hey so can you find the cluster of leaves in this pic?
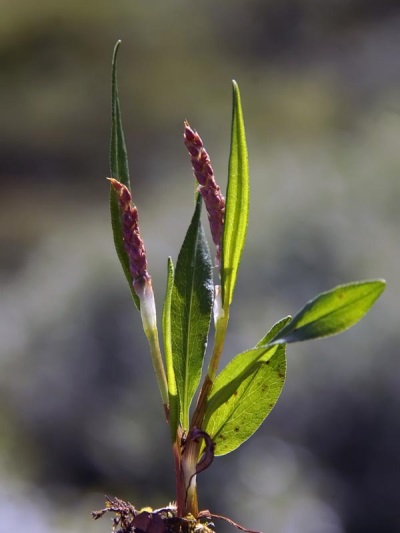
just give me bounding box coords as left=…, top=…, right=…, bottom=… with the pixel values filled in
left=108, top=41, right=385, bottom=461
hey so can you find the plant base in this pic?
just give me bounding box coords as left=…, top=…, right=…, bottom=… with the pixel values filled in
left=92, top=497, right=262, bottom=533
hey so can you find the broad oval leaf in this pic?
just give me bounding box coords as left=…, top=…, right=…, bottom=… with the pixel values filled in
left=201, top=316, right=291, bottom=453
left=162, top=257, right=179, bottom=440
left=109, top=41, right=139, bottom=309
left=270, top=279, right=386, bottom=344
left=171, top=194, right=213, bottom=429
left=221, top=80, right=249, bottom=309
left=204, top=344, right=286, bottom=456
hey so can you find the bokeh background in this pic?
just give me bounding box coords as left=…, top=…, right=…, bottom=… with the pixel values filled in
left=1, top=2, right=400, bottom=532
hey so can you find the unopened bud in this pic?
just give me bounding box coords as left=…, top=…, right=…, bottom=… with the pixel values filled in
left=184, top=121, right=225, bottom=267
left=108, top=178, right=150, bottom=285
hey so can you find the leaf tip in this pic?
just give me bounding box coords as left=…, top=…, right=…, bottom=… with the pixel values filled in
left=364, top=278, right=386, bottom=298
left=232, top=79, right=240, bottom=96
left=112, top=40, right=122, bottom=61
left=268, top=338, right=286, bottom=347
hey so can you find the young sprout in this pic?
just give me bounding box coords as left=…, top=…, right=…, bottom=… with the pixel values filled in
left=96, top=41, right=386, bottom=533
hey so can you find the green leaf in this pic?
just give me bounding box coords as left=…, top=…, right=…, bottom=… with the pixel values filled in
left=221, top=80, right=249, bottom=309
left=270, top=279, right=386, bottom=344
left=204, top=344, right=286, bottom=456
left=171, top=194, right=213, bottom=429
left=110, top=41, right=130, bottom=189
left=162, top=257, right=179, bottom=440
left=109, top=40, right=139, bottom=309
left=256, top=315, right=292, bottom=347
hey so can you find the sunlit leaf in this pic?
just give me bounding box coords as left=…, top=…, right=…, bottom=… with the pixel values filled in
left=221, top=80, right=249, bottom=309
left=256, top=315, right=292, bottom=347
left=171, top=194, right=213, bottom=429
left=162, top=257, right=179, bottom=440
left=109, top=40, right=139, bottom=309
left=204, top=344, right=286, bottom=456
left=270, top=279, right=386, bottom=344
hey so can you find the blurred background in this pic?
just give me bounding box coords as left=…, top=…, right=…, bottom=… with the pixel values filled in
left=1, top=1, right=399, bottom=532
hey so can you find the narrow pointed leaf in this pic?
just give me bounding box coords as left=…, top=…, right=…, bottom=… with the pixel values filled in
left=271, top=279, right=386, bottom=344
left=171, top=194, right=213, bottom=429
left=256, top=315, right=292, bottom=347
left=221, top=81, right=249, bottom=308
left=110, top=41, right=130, bottom=189
left=204, top=344, right=286, bottom=456
left=162, top=257, right=179, bottom=440
left=109, top=40, right=139, bottom=309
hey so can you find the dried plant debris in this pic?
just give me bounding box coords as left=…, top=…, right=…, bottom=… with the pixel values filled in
left=92, top=497, right=261, bottom=533
left=92, top=497, right=213, bottom=533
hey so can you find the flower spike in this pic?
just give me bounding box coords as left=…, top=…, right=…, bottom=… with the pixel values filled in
left=184, top=121, right=225, bottom=267
left=108, top=177, right=169, bottom=411
left=108, top=177, right=150, bottom=285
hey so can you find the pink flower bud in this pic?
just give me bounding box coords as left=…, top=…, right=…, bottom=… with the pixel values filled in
left=183, top=121, right=225, bottom=266
left=108, top=178, right=150, bottom=284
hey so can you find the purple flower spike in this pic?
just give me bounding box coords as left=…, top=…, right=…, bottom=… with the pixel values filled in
left=184, top=121, right=225, bottom=267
